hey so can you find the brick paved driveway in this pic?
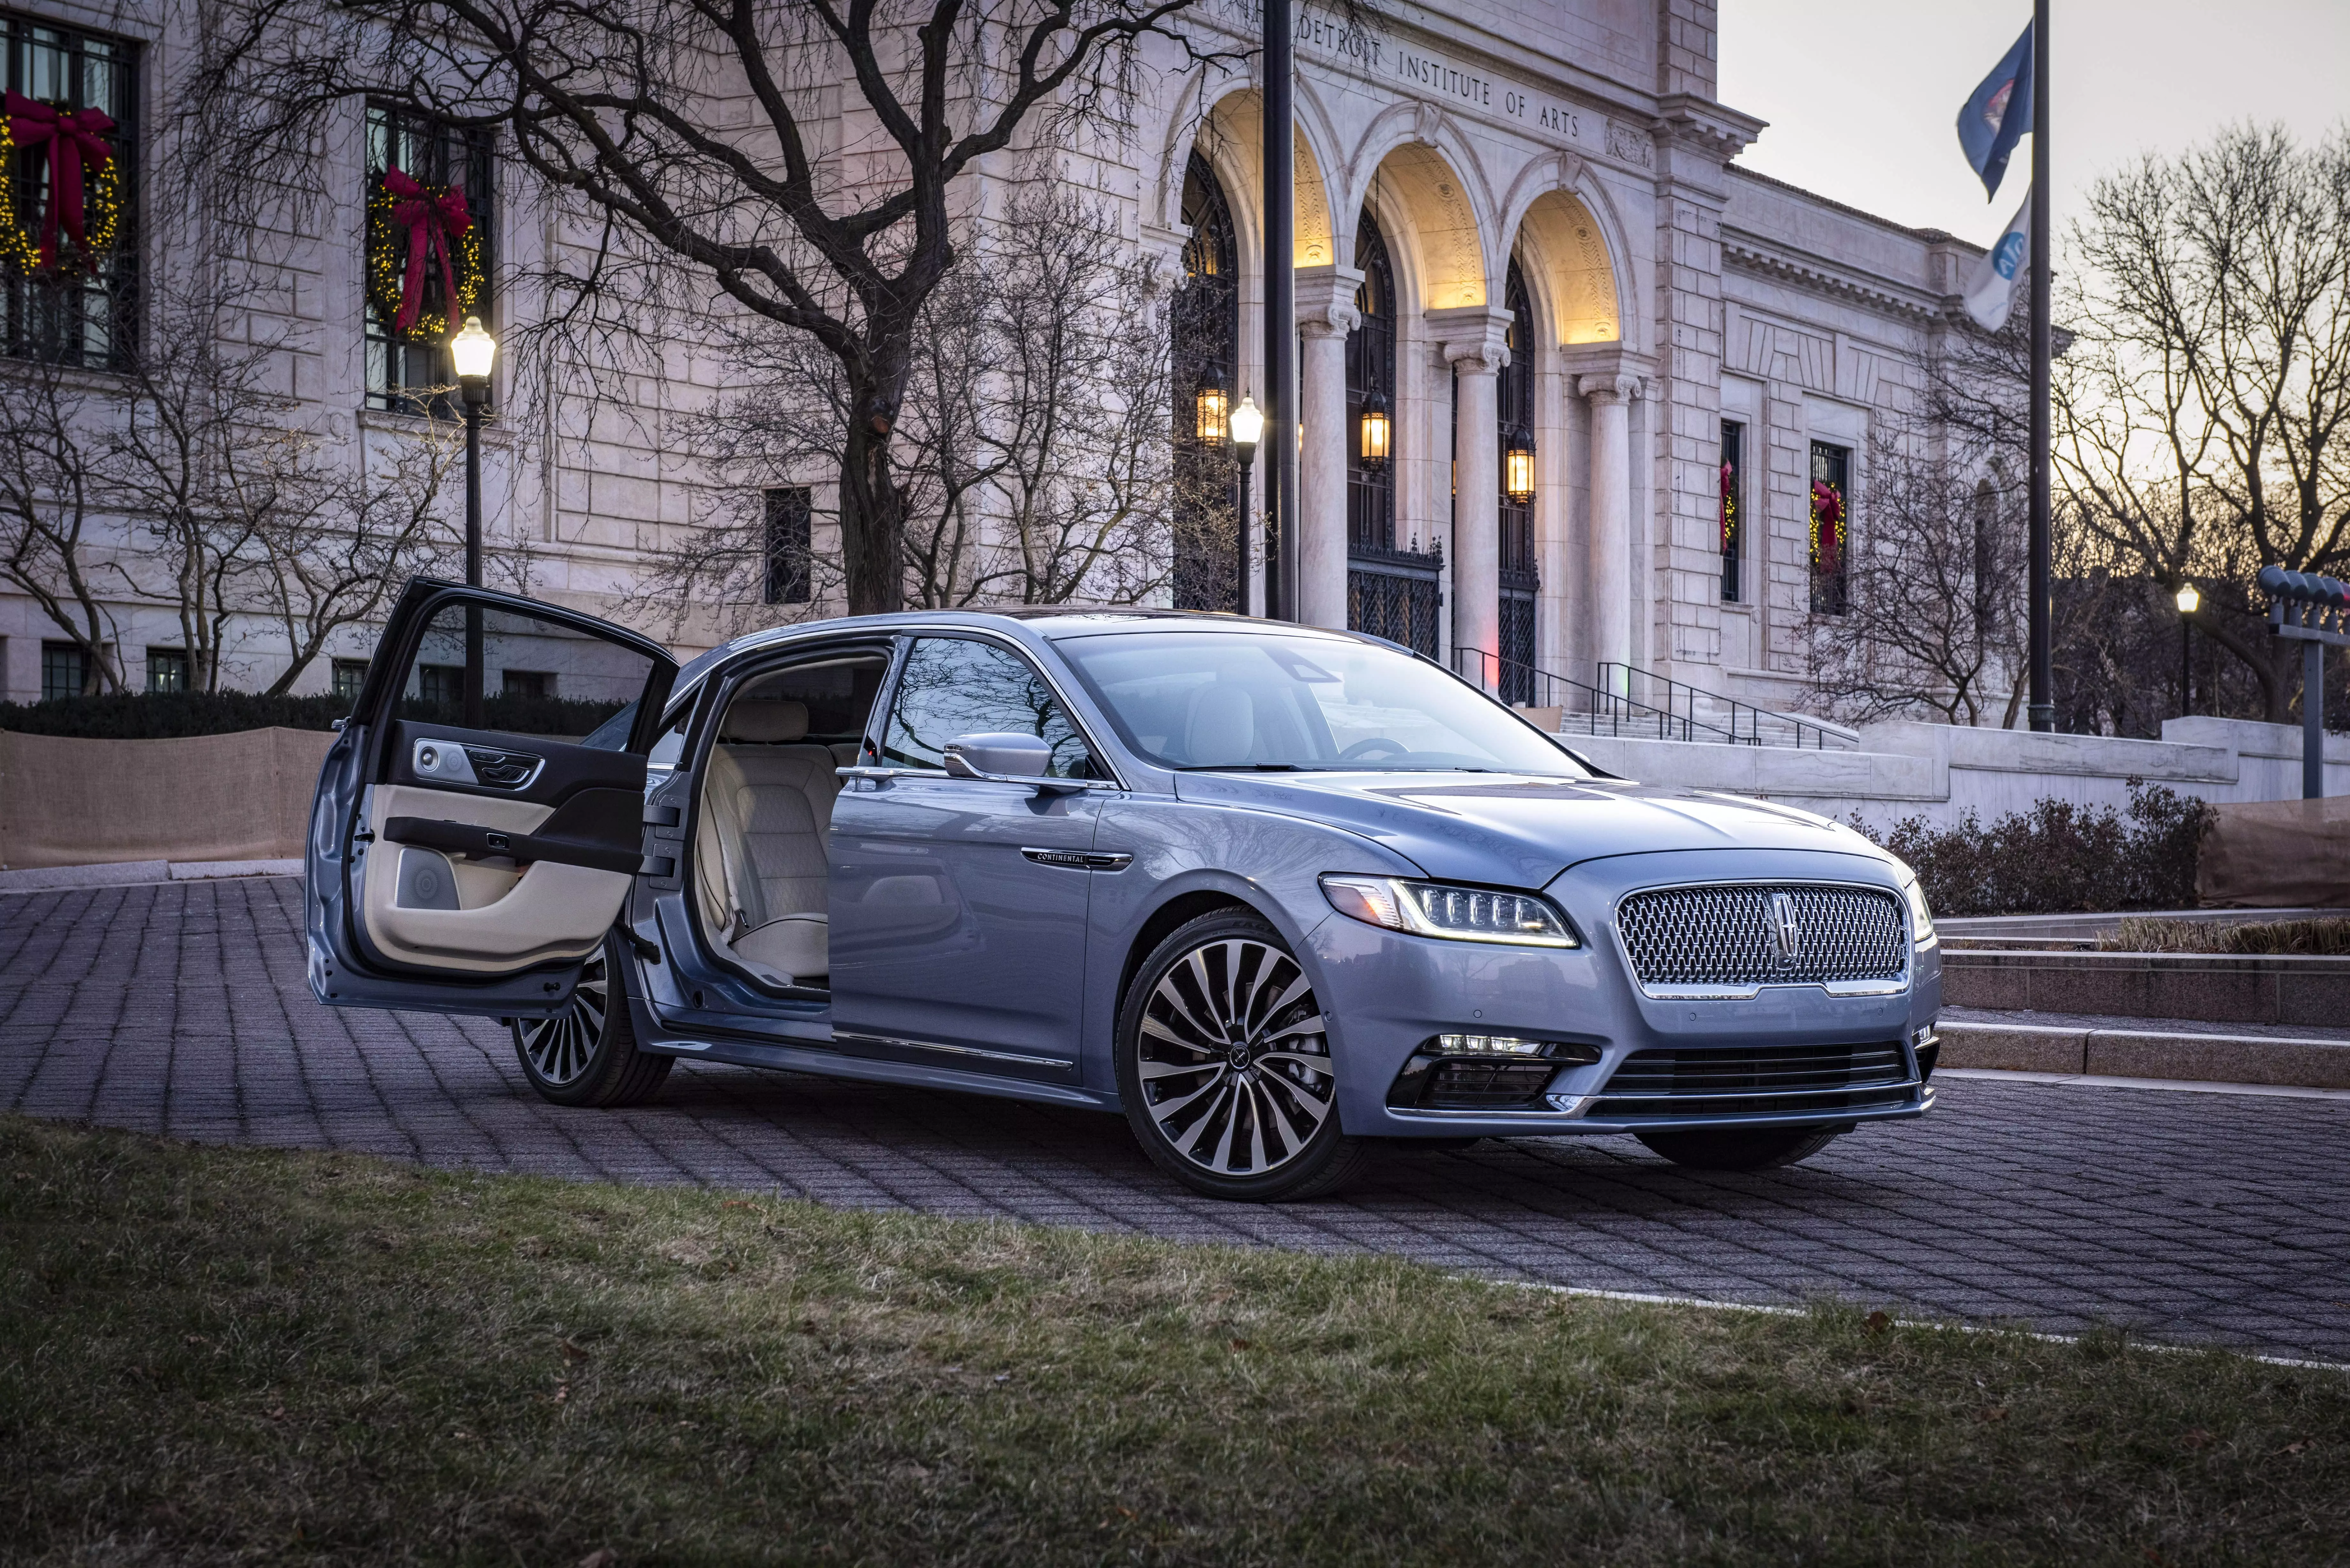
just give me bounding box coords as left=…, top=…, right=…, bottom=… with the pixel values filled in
left=6, top=878, right=2348, bottom=1362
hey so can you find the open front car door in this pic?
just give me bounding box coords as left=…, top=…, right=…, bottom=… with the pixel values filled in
left=304, top=578, right=677, bottom=1018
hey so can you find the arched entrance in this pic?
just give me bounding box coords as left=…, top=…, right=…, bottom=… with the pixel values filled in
left=1496, top=255, right=1539, bottom=701
left=1171, top=150, right=1241, bottom=613
left=1344, top=207, right=1442, bottom=654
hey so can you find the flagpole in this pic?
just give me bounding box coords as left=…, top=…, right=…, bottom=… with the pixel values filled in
left=2027, top=0, right=2054, bottom=731
left=1265, top=0, right=1297, bottom=622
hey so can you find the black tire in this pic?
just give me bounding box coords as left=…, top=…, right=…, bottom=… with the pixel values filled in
left=511, top=931, right=673, bottom=1108
left=1115, top=910, right=1370, bottom=1202
left=1635, top=1126, right=1841, bottom=1172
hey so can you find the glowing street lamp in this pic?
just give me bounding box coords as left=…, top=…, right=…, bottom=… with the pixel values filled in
left=1231, top=393, right=1264, bottom=614
left=449, top=314, right=497, bottom=728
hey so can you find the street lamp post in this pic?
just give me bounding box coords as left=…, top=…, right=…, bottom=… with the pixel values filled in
left=2175, top=580, right=2200, bottom=717
left=1231, top=394, right=1264, bottom=614
left=450, top=315, right=497, bottom=729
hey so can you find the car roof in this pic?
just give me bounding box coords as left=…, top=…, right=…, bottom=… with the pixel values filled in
left=671, top=607, right=1397, bottom=697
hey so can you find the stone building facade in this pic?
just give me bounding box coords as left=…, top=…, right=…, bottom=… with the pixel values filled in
left=0, top=0, right=1984, bottom=715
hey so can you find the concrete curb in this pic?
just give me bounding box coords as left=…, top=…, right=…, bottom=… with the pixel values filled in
left=1943, top=946, right=2350, bottom=1028
left=1939, top=1019, right=2350, bottom=1091
left=0, top=859, right=301, bottom=895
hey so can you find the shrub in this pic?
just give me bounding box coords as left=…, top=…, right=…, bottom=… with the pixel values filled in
left=2100, top=915, right=2350, bottom=955
left=1854, top=779, right=2217, bottom=917
left=0, top=690, right=626, bottom=740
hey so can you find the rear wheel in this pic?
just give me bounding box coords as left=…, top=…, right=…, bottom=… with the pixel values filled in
left=1116, top=912, right=1369, bottom=1202
left=1636, top=1126, right=1841, bottom=1171
left=511, top=931, right=673, bottom=1108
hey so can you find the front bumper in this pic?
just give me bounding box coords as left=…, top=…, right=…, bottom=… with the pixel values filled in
left=1304, top=853, right=1942, bottom=1141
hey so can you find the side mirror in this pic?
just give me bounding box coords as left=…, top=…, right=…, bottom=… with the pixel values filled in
left=943, top=732, right=1078, bottom=791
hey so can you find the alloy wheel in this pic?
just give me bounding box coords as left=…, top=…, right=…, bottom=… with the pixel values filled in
left=1137, top=938, right=1334, bottom=1177
left=517, top=949, right=607, bottom=1088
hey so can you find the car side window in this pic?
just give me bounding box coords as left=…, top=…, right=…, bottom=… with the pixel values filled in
left=880, top=638, right=1095, bottom=779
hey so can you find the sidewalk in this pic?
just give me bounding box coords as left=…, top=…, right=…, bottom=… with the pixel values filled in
left=0, top=858, right=302, bottom=895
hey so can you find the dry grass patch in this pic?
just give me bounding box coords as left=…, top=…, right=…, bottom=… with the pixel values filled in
left=3, top=1115, right=2346, bottom=1566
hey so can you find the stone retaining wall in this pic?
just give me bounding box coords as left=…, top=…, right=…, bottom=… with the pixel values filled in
left=1554, top=715, right=2350, bottom=829
left=0, top=727, right=335, bottom=870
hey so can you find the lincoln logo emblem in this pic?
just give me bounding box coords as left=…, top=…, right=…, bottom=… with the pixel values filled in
left=1768, top=892, right=1803, bottom=966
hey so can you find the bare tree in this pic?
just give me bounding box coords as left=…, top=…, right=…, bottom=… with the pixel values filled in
left=2053, top=124, right=2350, bottom=721
left=194, top=0, right=1231, bottom=619
left=1809, top=439, right=2027, bottom=726
left=0, top=355, right=128, bottom=693
left=244, top=423, right=466, bottom=694
left=632, top=174, right=1172, bottom=636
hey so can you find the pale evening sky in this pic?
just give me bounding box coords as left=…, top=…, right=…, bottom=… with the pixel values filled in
left=1717, top=0, right=2350, bottom=252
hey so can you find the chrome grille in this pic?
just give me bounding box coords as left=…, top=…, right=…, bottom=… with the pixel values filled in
left=1616, top=883, right=1907, bottom=990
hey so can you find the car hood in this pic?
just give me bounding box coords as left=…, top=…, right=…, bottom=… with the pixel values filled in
left=1171, top=770, right=1888, bottom=887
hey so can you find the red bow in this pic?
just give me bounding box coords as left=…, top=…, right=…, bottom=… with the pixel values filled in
left=380, top=167, right=472, bottom=335
left=5, top=91, right=117, bottom=268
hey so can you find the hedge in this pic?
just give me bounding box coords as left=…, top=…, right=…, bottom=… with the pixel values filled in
left=0, top=691, right=628, bottom=740
left=1854, top=779, right=2216, bottom=917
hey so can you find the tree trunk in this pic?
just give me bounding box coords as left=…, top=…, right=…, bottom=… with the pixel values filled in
left=838, top=374, right=908, bottom=616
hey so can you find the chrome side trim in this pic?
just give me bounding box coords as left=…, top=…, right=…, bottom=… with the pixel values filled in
left=1020, top=847, right=1134, bottom=871
left=831, top=1030, right=1075, bottom=1071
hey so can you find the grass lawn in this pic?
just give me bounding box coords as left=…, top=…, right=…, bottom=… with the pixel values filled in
left=2, top=1115, right=2345, bottom=1566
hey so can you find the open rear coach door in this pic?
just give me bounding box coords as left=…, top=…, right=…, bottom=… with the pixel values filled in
left=304, top=578, right=677, bottom=1018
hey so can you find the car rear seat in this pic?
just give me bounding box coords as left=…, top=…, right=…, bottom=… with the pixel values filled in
left=694, top=698, right=840, bottom=985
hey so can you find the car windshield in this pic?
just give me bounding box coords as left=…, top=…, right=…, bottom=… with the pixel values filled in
left=1053, top=630, right=1589, bottom=775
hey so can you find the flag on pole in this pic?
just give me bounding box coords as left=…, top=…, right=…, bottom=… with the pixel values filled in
left=1963, top=191, right=2031, bottom=331
left=1957, top=21, right=2035, bottom=200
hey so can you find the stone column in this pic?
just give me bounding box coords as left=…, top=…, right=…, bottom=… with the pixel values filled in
left=1428, top=306, right=1513, bottom=687
left=1294, top=266, right=1363, bottom=630
left=1580, top=373, right=1640, bottom=689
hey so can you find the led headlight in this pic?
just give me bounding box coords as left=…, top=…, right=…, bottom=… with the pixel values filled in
left=1320, top=875, right=1579, bottom=948
left=1898, top=870, right=1935, bottom=946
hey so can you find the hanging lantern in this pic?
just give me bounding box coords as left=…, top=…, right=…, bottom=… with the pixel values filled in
left=1195, top=363, right=1230, bottom=445
left=1504, top=424, right=1536, bottom=504
left=1358, top=388, right=1391, bottom=472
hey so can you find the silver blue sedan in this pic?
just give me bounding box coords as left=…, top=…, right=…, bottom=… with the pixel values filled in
left=306, top=579, right=1941, bottom=1201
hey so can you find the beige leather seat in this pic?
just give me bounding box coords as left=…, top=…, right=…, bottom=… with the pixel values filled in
left=694, top=698, right=840, bottom=985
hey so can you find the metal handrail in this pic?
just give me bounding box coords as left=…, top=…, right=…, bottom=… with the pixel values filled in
left=1596, top=661, right=1855, bottom=750
left=1447, top=648, right=1856, bottom=750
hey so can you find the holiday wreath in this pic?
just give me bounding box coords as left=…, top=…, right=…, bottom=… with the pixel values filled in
left=366, top=166, right=481, bottom=340
left=1809, top=478, right=1845, bottom=577
left=1, top=90, right=123, bottom=275
left=1720, top=459, right=1736, bottom=554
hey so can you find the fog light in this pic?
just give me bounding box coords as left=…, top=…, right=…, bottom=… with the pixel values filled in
left=1436, top=1032, right=1545, bottom=1056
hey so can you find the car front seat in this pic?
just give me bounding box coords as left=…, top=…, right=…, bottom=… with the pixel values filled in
left=694, top=698, right=839, bottom=985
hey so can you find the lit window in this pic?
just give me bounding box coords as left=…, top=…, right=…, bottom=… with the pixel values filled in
left=364, top=103, right=494, bottom=413
left=2, top=15, right=139, bottom=368
left=332, top=659, right=370, bottom=700
left=146, top=647, right=188, bottom=693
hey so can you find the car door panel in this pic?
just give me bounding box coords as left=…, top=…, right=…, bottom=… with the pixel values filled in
left=304, top=578, right=675, bottom=1019
left=827, top=633, right=1109, bottom=1074
left=830, top=776, right=1100, bottom=1070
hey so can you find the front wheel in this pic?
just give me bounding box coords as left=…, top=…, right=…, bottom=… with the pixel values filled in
left=511, top=931, right=673, bottom=1108
left=1636, top=1126, right=1841, bottom=1171
left=1115, top=911, right=1369, bottom=1201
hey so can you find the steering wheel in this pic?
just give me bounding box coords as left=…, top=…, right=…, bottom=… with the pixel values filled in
left=1339, top=736, right=1410, bottom=760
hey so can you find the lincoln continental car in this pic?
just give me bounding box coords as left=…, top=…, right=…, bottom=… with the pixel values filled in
left=306, top=579, right=1942, bottom=1201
